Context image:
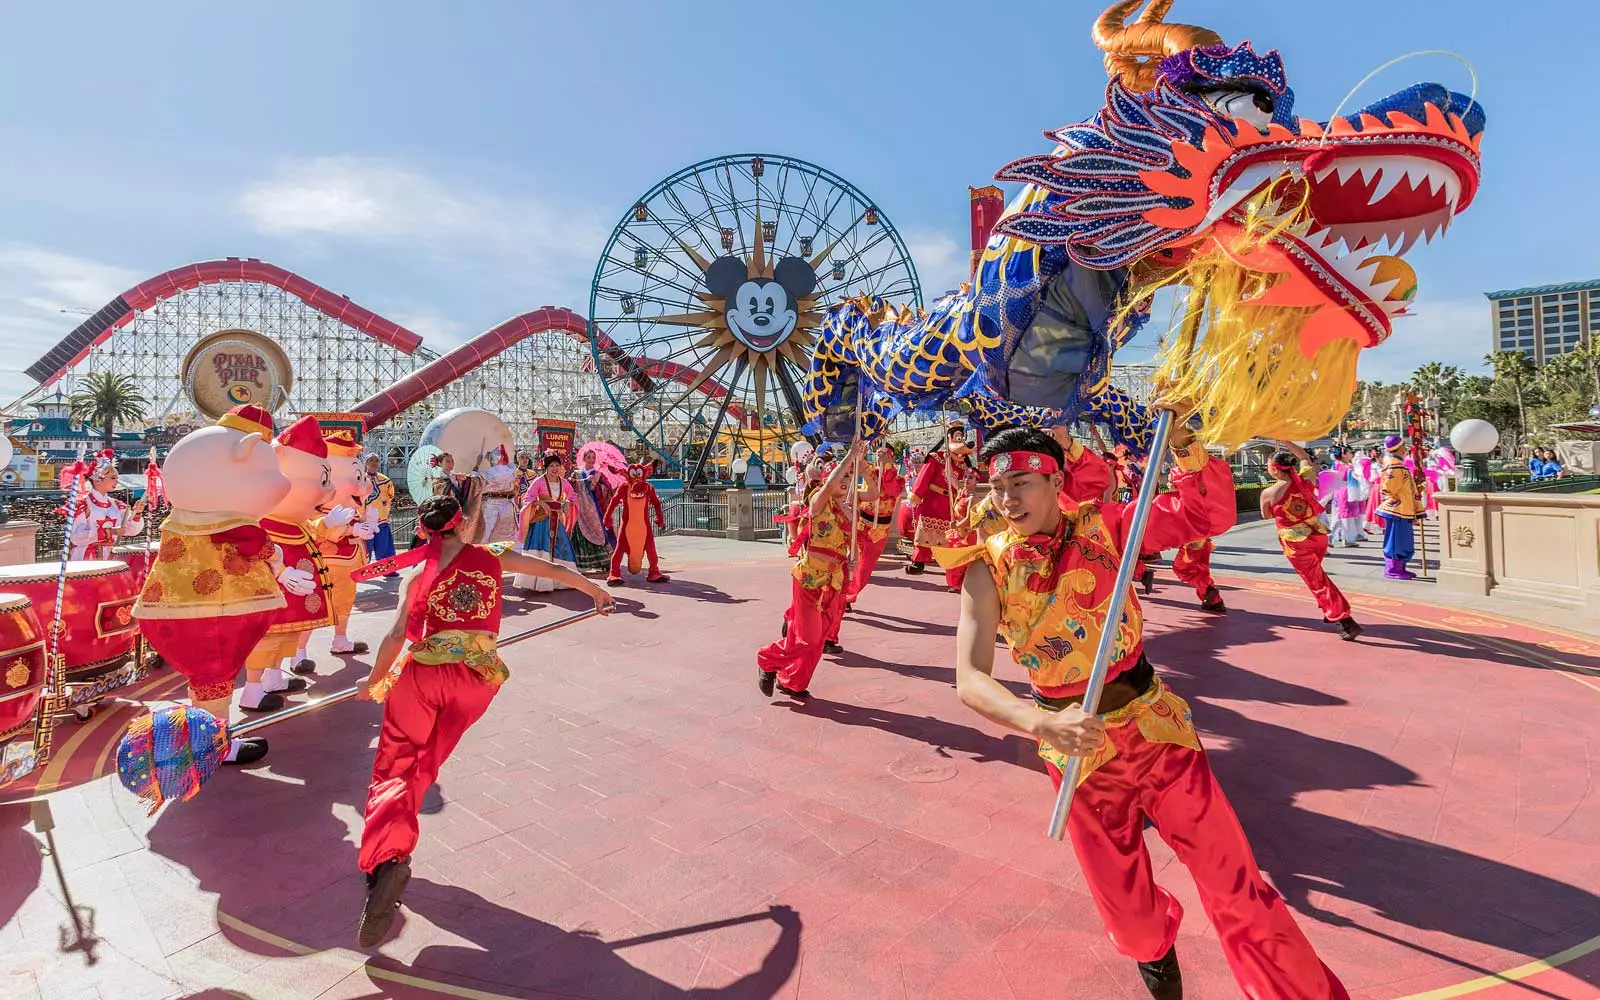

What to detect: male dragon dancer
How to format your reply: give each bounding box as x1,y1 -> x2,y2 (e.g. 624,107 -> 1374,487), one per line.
842,442 -> 905,611
946,423 -> 1349,999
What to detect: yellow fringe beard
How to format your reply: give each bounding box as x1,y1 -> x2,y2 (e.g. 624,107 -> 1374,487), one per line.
1122,196 -> 1363,451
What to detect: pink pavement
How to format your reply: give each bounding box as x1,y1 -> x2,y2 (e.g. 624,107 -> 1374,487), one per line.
3,545 -> 1599,1000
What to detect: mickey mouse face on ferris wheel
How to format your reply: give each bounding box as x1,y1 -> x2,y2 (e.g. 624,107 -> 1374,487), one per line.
704,256 -> 817,353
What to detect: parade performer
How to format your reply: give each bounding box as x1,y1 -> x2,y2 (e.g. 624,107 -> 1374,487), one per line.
604,463 -> 669,586
1361,447 -> 1385,535
428,453 -> 483,544
245,416 -> 348,710
356,493 -> 614,947
947,424 -> 1347,1000
1329,448 -> 1366,547
905,421 -> 974,581
1262,446 -> 1363,640
303,428 -> 378,662
515,452 -> 579,592
475,446 -> 520,545
570,444 -> 621,574
1378,435 -> 1424,580
65,452 -> 146,560
363,453 -> 397,562
842,444 -> 905,608
758,441 -> 861,700
133,405 -> 291,765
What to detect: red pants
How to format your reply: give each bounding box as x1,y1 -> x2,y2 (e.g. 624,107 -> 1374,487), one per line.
1171,539 -> 1216,600
1283,534 -> 1352,622
359,660 -> 499,873
1047,727 -> 1348,999
757,580 -> 843,692
844,532 -> 890,604
912,544 -> 967,590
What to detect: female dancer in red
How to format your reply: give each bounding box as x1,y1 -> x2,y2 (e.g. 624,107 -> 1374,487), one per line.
757,441 -> 862,700
355,494 -> 614,946
1260,445 -> 1363,641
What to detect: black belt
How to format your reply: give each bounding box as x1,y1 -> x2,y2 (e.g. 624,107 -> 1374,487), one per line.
1031,654 -> 1154,713
859,510 -> 896,525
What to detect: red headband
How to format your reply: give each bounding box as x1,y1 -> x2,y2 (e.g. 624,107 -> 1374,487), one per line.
987,450 -> 1060,478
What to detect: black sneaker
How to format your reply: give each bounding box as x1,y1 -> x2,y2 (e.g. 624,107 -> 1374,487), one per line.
221,738 -> 269,766
775,684 -> 810,700
1339,617 -> 1364,641
757,668 -> 777,697
904,562 -> 925,575
290,658 -> 317,676
823,640 -> 843,655
1139,567 -> 1156,595
1199,587 -> 1228,614
239,692 -> 286,713
1137,945 -> 1182,999
358,858 -> 411,947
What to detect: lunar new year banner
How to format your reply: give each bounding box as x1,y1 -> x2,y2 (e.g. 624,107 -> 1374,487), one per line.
535,420 -> 576,464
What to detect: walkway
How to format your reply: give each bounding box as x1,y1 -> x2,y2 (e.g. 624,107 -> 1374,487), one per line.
2,534 -> 1597,999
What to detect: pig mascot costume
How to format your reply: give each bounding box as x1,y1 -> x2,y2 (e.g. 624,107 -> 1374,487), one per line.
246,415 -> 347,709
297,427 -> 376,666
133,405 -> 291,765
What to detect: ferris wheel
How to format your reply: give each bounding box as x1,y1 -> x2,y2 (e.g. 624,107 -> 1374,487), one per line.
588,153 -> 922,482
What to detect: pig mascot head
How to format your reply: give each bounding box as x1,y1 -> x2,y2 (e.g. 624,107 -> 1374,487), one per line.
162,404 -> 290,519
270,416 -> 335,524
321,428 -> 370,511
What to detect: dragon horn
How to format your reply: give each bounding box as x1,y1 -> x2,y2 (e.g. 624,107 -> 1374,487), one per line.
1092,0 -> 1223,91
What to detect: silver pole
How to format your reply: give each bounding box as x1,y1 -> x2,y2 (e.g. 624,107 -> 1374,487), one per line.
230,607 -> 605,738
1045,408 -> 1175,841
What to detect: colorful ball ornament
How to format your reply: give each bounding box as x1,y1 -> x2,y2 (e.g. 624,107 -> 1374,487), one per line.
116,705 -> 229,814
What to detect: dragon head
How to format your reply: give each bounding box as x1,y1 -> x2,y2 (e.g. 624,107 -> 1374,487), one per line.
994,1 -> 1484,444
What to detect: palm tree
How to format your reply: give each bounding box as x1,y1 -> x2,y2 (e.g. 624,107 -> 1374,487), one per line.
68,372 -> 149,451
1485,350 -> 1536,442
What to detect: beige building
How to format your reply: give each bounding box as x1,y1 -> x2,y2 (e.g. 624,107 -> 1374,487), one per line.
1486,278 -> 1600,365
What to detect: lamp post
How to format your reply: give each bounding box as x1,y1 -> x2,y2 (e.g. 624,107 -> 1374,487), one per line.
1449,419 -> 1499,492
731,457 -> 748,489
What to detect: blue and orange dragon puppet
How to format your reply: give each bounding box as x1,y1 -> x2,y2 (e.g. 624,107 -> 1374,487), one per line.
803,0 -> 1485,453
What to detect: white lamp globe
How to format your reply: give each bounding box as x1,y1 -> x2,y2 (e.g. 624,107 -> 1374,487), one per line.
1449,419 -> 1499,455
731,458 -> 749,475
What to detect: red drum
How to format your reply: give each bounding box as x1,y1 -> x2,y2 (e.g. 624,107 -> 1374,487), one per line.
0,561 -> 140,682
0,593 -> 46,742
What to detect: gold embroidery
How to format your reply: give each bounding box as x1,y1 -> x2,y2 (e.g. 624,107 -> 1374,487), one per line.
5,658 -> 29,689
426,568 -> 497,623
1035,677 -> 1201,785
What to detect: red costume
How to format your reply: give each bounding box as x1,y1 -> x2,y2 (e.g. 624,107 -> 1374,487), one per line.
758,494 -> 848,696
943,446 -> 1348,1000
1271,464 -> 1353,624
843,461 -> 905,605
604,464 -> 667,585
908,449 -> 977,588
360,539 -> 512,874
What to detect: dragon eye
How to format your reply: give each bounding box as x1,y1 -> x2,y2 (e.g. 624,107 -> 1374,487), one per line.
1253,92 -> 1276,115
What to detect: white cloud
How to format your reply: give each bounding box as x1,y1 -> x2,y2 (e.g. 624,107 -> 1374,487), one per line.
237,156 -> 608,272
391,311 -> 465,347
0,245 -> 142,404
902,227 -> 971,299
1358,296 -> 1492,382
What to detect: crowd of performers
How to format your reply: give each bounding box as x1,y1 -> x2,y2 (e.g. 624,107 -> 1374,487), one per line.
410,444 -> 670,589
107,397 -> 1435,991
753,415 -> 1445,997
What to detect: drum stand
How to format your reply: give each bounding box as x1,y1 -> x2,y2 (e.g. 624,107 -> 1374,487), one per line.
0,652 -> 65,792
61,640 -> 151,722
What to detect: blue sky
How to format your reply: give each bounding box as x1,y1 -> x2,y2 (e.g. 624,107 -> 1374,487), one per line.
0,0 -> 1591,405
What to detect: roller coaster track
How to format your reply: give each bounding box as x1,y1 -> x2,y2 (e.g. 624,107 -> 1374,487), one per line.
19,257 -> 742,428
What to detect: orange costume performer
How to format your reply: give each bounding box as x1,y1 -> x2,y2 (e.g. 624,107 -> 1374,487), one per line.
604,463 -> 668,585
758,486 -> 848,699
359,533 -> 514,877
842,451 -> 905,607
1266,457 -> 1361,639
944,443 -> 1349,1000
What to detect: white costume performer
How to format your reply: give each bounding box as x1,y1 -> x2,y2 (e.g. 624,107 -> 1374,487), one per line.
68,469 -> 146,560
477,446 -> 519,545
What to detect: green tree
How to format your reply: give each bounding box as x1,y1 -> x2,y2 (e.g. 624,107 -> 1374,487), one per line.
67,372 -> 149,450
1485,350 -> 1536,440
